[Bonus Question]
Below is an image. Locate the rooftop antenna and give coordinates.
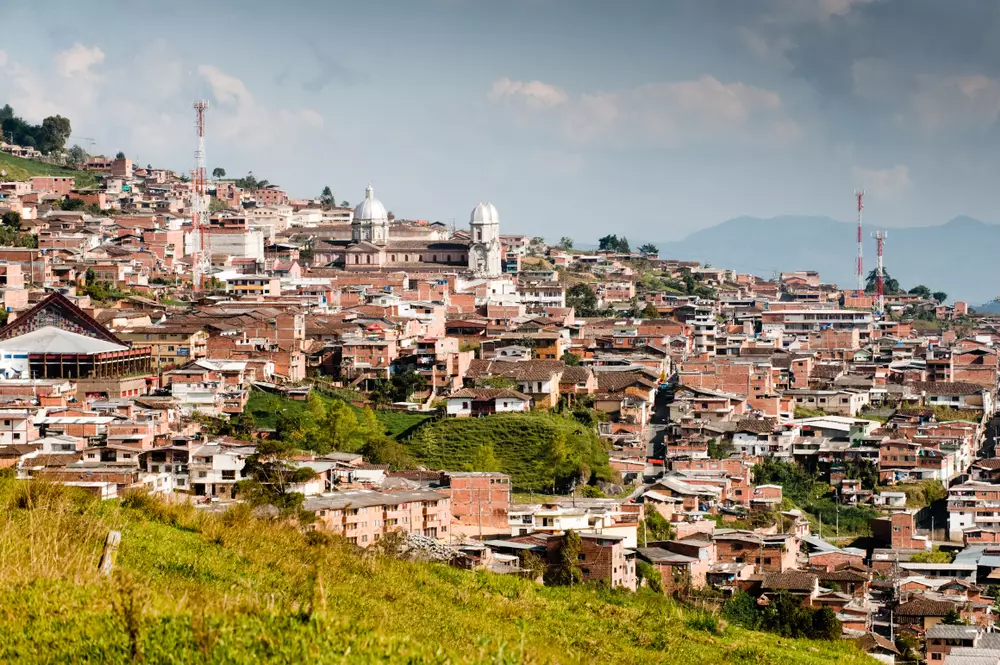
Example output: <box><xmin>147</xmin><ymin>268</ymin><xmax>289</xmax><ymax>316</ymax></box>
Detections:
<box><xmin>191</xmin><ymin>100</ymin><xmax>210</xmax><ymax>293</ymax></box>
<box><xmin>873</xmin><ymin>229</ymin><xmax>887</xmax><ymax>317</ymax></box>
<box><xmin>855</xmin><ymin>190</ymin><xmax>864</xmax><ymax>297</ymax></box>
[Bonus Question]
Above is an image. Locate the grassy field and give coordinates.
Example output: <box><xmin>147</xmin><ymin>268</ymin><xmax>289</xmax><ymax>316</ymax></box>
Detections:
<box><xmin>0</xmin><ymin>151</ymin><xmax>97</xmax><ymax>188</ymax></box>
<box><xmin>0</xmin><ymin>479</ymin><xmax>877</xmax><ymax>664</ymax></box>
<box><xmin>406</xmin><ymin>412</ymin><xmax>615</xmax><ymax>491</ymax></box>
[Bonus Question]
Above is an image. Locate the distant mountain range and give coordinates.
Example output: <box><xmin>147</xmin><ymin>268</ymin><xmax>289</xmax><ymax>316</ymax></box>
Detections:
<box><xmin>646</xmin><ymin>215</ymin><xmax>998</xmax><ymax>307</ymax></box>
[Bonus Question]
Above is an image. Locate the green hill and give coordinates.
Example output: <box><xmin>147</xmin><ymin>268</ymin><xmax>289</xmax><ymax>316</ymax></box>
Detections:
<box><xmin>0</xmin><ymin>479</ymin><xmax>876</xmax><ymax>664</ymax></box>
<box><xmin>0</xmin><ymin>150</ymin><xmax>97</xmax><ymax>188</ymax></box>
<box><xmin>405</xmin><ymin>413</ymin><xmax>616</xmax><ymax>491</ymax></box>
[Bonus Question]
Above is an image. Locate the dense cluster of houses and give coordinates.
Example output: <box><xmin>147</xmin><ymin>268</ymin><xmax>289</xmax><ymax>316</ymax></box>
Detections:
<box><xmin>4</xmin><ymin>157</ymin><xmax>1000</xmax><ymax>662</ymax></box>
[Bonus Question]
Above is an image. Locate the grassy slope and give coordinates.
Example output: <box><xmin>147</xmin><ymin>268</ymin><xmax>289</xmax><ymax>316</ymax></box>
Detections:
<box><xmin>0</xmin><ymin>151</ymin><xmax>97</xmax><ymax>188</ymax></box>
<box><xmin>0</xmin><ymin>480</ymin><xmax>876</xmax><ymax>664</ymax></box>
<box><xmin>406</xmin><ymin>413</ymin><xmax>613</xmax><ymax>491</ymax></box>
<box><xmin>245</xmin><ymin>389</ymin><xmax>432</xmax><ymax>437</ymax></box>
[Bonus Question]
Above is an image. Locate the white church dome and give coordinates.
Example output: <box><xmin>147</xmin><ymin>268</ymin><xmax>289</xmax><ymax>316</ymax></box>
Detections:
<box><xmin>353</xmin><ymin>183</ymin><xmax>388</xmax><ymax>222</ymax></box>
<box><xmin>470</xmin><ymin>201</ymin><xmax>499</xmax><ymax>225</ymax></box>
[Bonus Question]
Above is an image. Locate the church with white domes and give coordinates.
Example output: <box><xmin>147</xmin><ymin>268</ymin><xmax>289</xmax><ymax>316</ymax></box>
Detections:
<box><xmin>323</xmin><ymin>183</ymin><xmax>503</xmax><ymax>278</ymax></box>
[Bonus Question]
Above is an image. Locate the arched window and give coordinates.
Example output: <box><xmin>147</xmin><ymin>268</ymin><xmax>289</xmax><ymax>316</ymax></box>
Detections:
<box><xmin>432</xmin><ymin>254</ymin><xmax>437</xmax><ymax>263</ymax></box>
<box><xmin>447</xmin><ymin>254</ymin><xmax>452</xmax><ymax>263</ymax></box>
<box><xmin>366</xmin><ymin>254</ymin><xmax>371</xmax><ymax>264</ymax></box>
<box><xmin>391</xmin><ymin>254</ymin><xmax>396</xmax><ymax>262</ymax></box>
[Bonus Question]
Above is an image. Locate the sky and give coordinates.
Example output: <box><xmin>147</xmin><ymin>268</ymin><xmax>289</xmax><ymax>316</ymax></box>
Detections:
<box><xmin>3</xmin><ymin>0</ymin><xmax>1000</xmax><ymax>242</ymax></box>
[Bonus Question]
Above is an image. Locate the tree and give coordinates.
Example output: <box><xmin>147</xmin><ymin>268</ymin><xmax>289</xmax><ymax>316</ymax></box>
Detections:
<box><xmin>208</xmin><ymin>198</ymin><xmax>228</xmax><ymax>213</ymax></box>
<box><xmin>640</xmin><ymin>302</ymin><xmax>659</xmax><ymax>318</ymax></box>
<box><xmin>558</xmin><ymin>236</ymin><xmax>574</xmax><ymax>250</ymax></box>
<box><xmin>320</xmin><ymin>186</ymin><xmax>335</xmax><ymax>206</ymax></box>
<box><xmin>566</xmin><ymin>283</ymin><xmax>599</xmax><ymax>317</ymax></box>
<box><xmin>598</xmin><ymin>234</ymin><xmax>617</xmax><ymax>251</ymax></box>
<box><xmin>236</xmin><ymin>439</ymin><xmax>317</xmax><ymax>513</ymax></box>
<box><xmin>642</xmin><ymin>509</ymin><xmax>674</xmax><ymax>541</ymax></box>
<box><xmin>636</xmin><ymin>561</ymin><xmax>663</xmax><ymax>593</ymax></box>
<box><xmin>115</xmin><ymin>151</ymin><xmax>126</xmax><ymax>160</ymax></box>
<box><xmin>910</xmin><ymin>547</ymin><xmax>954</xmax><ymax>564</ymax></box>
<box><xmin>212</xmin><ymin>167</ymin><xmax>226</xmax><ymax>179</ymax></box>
<box><xmin>549</xmin><ymin>529</ymin><xmax>583</xmax><ymax>586</ymax></box>
<box><xmin>66</xmin><ymin>144</ymin><xmax>88</xmax><ymax>166</ymax></box>
<box><xmin>638</xmin><ymin>243</ymin><xmax>659</xmax><ymax>256</ymax></box>
<box><xmin>340</xmin><ymin>200</ymin><xmax>350</xmax><ymax>208</ymax></box>
<box><xmin>843</xmin><ymin>459</ymin><xmax>878</xmax><ymax>491</ymax></box>
<box><xmin>37</xmin><ymin>115</ymin><xmax>72</xmax><ymax>154</ymax></box>
<box><xmin>707</xmin><ymin>438</ymin><xmax>735</xmax><ymax>459</ymax></box>
<box><xmin>865</xmin><ymin>268</ymin><xmax>900</xmax><ymax>294</ymax></box>
<box><xmin>810</xmin><ymin>606</ymin><xmax>842</xmax><ymax>640</ymax></box>
<box><xmin>465</xmin><ymin>443</ymin><xmax>501</xmax><ymax>472</ymax></box>
<box><xmin>562</xmin><ymin>352</ymin><xmax>582</xmax><ymax>366</ymax></box>
<box><xmin>1</xmin><ymin>212</ymin><xmax>21</xmax><ymax>233</ymax></box>
<box><xmin>933</xmin><ymin>291</ymin><xmax>948</xmax><ymax>303</ymax></box>
<box><xmin>59</xmin><ymin>198</ymin><xmax>86</xmax><ymax>211</ymax></box>
<box><xmin>942</xmin><ymin>608</ymin><xmax>964</xmax><ymax>625</ymax></box>
<box><xmin>908</xmin><ymin>285</ymin><xmax>931</xmax><ymax>298</ymax></box>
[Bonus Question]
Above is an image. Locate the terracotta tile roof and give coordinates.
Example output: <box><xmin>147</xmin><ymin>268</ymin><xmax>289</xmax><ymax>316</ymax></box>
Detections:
<box><xmin>761</xmin><ymin>572</ymin><xmax>817</xmax><ymax>592</ymax></box>
<box><xmin>908</xmin><ymin>381</ymin><xmax>985</xmax><ymax>396</ymax></box>
<box><xmin>596</xmin><ymin>371</ymin><xmax>657</xmax><ymax>393</ymax></box>
<box><xmin>448</xmin><ymin>388</ymin><xmax>531</xmax><ymax>401</ymax></box>
<box><xmin>560</xmin><ymin>366</ymin><xmax>594</xmax><ymax>384</ymax></box>
<box><xmin>466</xmin><ymin>359</ymin><xmax>566</xmax><ymax>382</ymax></box>
<box><xmin>894</xmin><ymin>597</ymin><xmax>955</xmax><ymax>617</ymax></box>
<box><xmin>735</xmin><ymin>417</ymin><xmax>777</xmax><ymax>434</ymax></box>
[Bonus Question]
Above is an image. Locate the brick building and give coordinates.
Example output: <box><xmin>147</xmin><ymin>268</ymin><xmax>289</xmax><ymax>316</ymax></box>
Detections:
<box><xmin>442</xmin><ymin>471</ymin><xmax>511</xmax><ymax>533</ymax></box>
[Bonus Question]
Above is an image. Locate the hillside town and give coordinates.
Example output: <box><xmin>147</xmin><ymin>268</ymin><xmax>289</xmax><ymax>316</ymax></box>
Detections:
<box><xmin>4</xmin><ymin>128</ymin><xmax>1000</xmax><ymax>664</ymax></box>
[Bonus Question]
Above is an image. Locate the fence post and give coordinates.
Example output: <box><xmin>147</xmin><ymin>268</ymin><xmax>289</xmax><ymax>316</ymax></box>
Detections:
<box><xmin>99</xmin><ymin>530</ymin><xmax>122</xmax><ymax>575</ymax></box>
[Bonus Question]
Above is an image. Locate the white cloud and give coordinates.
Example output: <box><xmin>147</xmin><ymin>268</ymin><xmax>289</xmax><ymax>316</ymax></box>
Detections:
<box><xmin>197</xmin><ymin>64</ymin><xmax>326</xmax><ymax>143</ymax></box>
<box><xmin>912</xmin><ymin>74</ymin><xmax>1000</xmax><ymax>132</ymax></box>
<box><xmin>817</xmin><ymin>0</ymin><xmax>875</xmax><ymax>19</ymax></box>
<box><xmin>488</xmin><ymin>77</ymin><xmax>568</xmax><ymax>108</ymax></box>
<box><xmin>53</xmin><ymin>43</ymin><xmax>105</xmax><ymax>79</ymax></box>
<box><xmin>852</xmin><ymin>164</ymin><xmax>911</xmax><ymax>199</ymax></box>
<box><xmin>737</xmin><ymin>27</ymin><xmax>792</xmax><ymax>69</ymax></box>
<box><xmin>0</xmin><ymin>51</ymin><xmax>7</xmax><ymax>68</ymax></box>
<box><xmin>488</xmin><ymin>75</ymin><xmax>798</xmax><ymax>147</ymax></box>
<box><xmin>198</xmin><ymin>65</ymin><xmax>253</xmax><ymax>107</ymax></box>
<box><xmin>278</xmin><ymin>108</ymin><xmax>325</xmax><ymax>128</ymax></box>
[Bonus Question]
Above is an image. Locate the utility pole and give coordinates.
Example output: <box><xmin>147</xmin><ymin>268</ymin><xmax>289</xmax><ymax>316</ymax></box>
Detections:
<box><xmin>855</xmin><ymin>190</ymin><xmax>864</xmax><ymax>297</ymax></box>
<box><xmin>477</xmin><ymin>482</ymin><xmax>483</xmax><ymax>541</ymax></box>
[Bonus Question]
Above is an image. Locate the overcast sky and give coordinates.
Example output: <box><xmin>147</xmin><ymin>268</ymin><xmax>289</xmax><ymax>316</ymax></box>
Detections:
<box><xmin>3</xmin><ymin>0</ymin><xmax>1000</xmax><ymax>241</ymax></box>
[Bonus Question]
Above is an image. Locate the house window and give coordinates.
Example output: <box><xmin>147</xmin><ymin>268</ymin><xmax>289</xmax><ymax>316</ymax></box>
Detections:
<box><xmin>578</xmin><ymin>553</ymin><xmax>586</xmax><ymax>561</ymax></box>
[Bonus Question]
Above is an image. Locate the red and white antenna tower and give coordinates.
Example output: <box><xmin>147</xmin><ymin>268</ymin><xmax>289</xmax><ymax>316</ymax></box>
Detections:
<box><xmin>191</xmin><ymin>100</ymin><xmax>210</xmax><ymax>293</ymax></box>
<box><xmin>873</xmin><ymin>229</ymin><xmax>887</xmax><ymax>316</ymax></box>
<box><xmin>855</xmin><ymin>190</ymin><xmax>864</xmax><ymax>297</ymax></box>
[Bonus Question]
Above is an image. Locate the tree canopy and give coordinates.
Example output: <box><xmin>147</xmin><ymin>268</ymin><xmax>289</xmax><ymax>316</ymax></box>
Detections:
<box><xmin>0</xmin><ymin>105</ymin><xmax>72</xmax><ymax>154</ymax></box>
<box><xmin>66</xmin><ymin>144</ymin><xmax>88</xmax><ymax>166</ymax></box>
<box><xmin>864</xmin><ymin>268</ymin><xmax>900</xmax><ymax>294</ymax></box>
<box><xmin>320</xmin><ymin>186</ymin><xmax>335</xmax><ymax>206</ymax></box>
<box><xmin>212</xmin><ymin>167</ymin><xmax>226</xmax><ymax>179</ymax></box>
<box><xmin>598</xmin><ymin>234</ymin><xmax>630</xmax><ymax>253</ymax></box>
<box><xmin>566</xmin><ymin>283</ymin><xmax>599</xmax><ymax>317</ymax></box>
<box><xmin>638</xmin><ymin>243</ymin><xmax>658</xmax><ymax>256</ymax></box>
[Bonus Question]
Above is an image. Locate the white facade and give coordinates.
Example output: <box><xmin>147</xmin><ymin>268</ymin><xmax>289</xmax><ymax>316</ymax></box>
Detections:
<box><xmin>469</xmin><ymin>202</ymin><xmax>502</xmax><ymax>279</ymax></box>
<box><xmin>170</xmin><ymin>379</ymin><xmax>224</xmax><ymax>416</ymax></box>
<box><xmin>205</xmin><ymin>230</ymin><xmax>265</xmax><ymax>261</ymax></box>
<box><xmin>445</xmin><ymin>395</ymin><xmax>531</xmax><ymax>416</ymax></box>
<box><xmin>692</xmin><ymin>308</ymin><xmax>717</xmax><ymax>355</ymax></box>
<box><xmin>351</xmin><ymin>184</ymin><xmax>390</xmax><ymax>245</ymax></box>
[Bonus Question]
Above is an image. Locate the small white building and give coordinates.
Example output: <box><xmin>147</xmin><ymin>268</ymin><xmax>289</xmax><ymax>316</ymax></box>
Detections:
<box><xmin>446</xmin><ymin>388</ymin><xmax>532</xmax><ymax>417</ymax></box>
